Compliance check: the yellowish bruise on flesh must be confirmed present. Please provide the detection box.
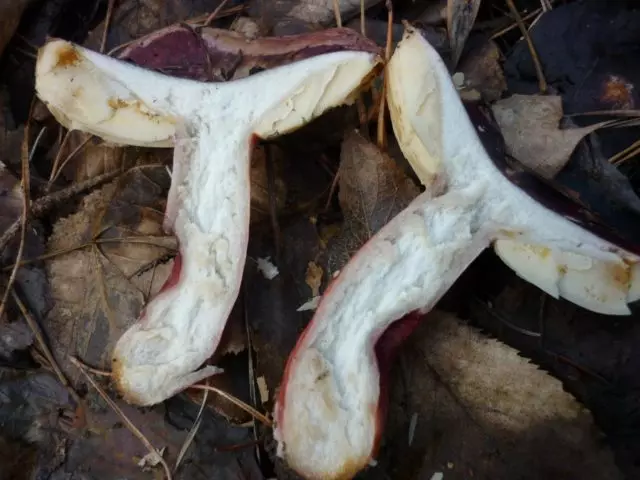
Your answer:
[495,238,638,315]
[36,41,177,147]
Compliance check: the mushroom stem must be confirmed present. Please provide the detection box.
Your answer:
[36,35,382,406]
[274,185,492,480]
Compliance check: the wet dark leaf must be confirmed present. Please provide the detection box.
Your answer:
[376,311,622,480]
[0,0,32,57]
[249,0,383,35]
[43,163,177,390]
[446,0,481,67]
[327,130,420,275]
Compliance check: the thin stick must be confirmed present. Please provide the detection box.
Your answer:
[101,0,117,53]
[48,130,72,184]
[0,168,123,255]
[0,106,34,321]
[505,0,547,93]
[609,139,640,165]
[175,381,209,471]
[376,1,394,150]
[49,134,93,185]
[242,287,263,465]
[360,0,366,36]
[490,7,542,39]
[205,0,231,26]
[12,291,80,403]
[69,356,173,480]
[333,0,343,27]
[188,384,272,427]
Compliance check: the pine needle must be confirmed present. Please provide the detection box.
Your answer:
[69,356,173,480]
[188,383,272,427]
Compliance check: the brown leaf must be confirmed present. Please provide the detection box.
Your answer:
[457,37,506,103]
[380,310,622,480]
[249,0,384,34]
[0,0,31,57]
[44,165,176,389]
[63,396,262,479]
[491,94,606,178]
[305,260,323,297]
[84,0,225,52]
[446,0,482,67]
[327,130,420,275]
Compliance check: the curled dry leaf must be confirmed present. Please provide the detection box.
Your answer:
[491,94,606,179]
[381,311,622,480]
[43,166,176,388]
[327,130,421,275]
[446,0,482,67]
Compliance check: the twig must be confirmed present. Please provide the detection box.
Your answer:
[174,381,209,472]
[323,170,341,212]
[333,0,342,27]
[49,134,93,185]
[205,0,231,26]
[505,0,547,93]
[376,0,394,150]
[490,7,542,39]
[48,130,72,185]
[69,356,173,480]
[609,138,640,165]
[101,0,117,53]
[0,169,123,256]
[243,287,262,465]
[0,104,34,321]
[188,383,272,427]
[12,290,81,404]
[360,0,366,36]
[265,145,281,264]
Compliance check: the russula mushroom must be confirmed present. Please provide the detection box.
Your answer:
[35,30,381,405]
[274,27,640,480]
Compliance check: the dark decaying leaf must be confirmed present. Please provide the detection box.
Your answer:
[249,0,383,35]
[43,164,176,390]
[0,161,48,363]
[62,396,262,479]
[327,130,420,275]
[0,0,32,57]
[457,34,506,103]
[0,371,261,479]
[446,0,482,67]
[84,0,244,52]
[374,310,622,480]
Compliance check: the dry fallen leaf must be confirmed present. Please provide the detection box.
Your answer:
[491,94,606,178]
[380,310,622,480]
[249,0,384,34]
[457,37,506,103]
[446,0,482,67]
[43,165,176,388]
[327,130,420,275]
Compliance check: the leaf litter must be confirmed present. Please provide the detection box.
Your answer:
[3,0,640,479]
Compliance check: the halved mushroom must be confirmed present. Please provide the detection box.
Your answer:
[274,27,640,480]
[35,29,382,405]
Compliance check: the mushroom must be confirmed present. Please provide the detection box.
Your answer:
[35,29,382,405]
[274,27,640,480]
